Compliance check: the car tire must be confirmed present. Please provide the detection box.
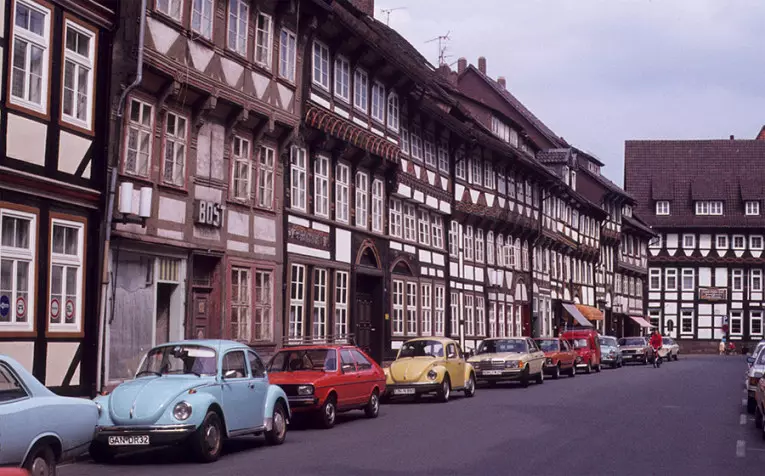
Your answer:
[191,410,224,463]
[437,375,451,402]
[618,358,623,368]
[24,443,56,476]
[748,397,757,415]
[585,363,592,374]
[364,390,380,418]
[756,405,763,430]
[88,441,115,464]
[674,353,679,361]
[536,369,544,385]
[642,356,648,365]
[552,365,560,380]
[568,365,576,377]
[594,363,601,373]
[265,402,288,445]
[521,367,530,388]
[464,373,476,398]
[319,395,337,429]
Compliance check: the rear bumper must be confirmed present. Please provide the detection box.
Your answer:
[94,424,196,447]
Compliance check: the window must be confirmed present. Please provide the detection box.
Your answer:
[290,147,307,211]
[335,271,349,337]
[312,41,330,90]
[717,235,728,249]
[279,28,297,81]
[289,264,306,339]
[496,235,504,266]
[431,216,444,250]
[354,69,368,113]
[334,56,350,102]
[710,201,723,215]
[48,219,83,332]
[312,269,327,338]
[191,0,214,39]
[681,310,693,334]
[0,362,29,401]
[387,93,399,131]
[455,151,466,180]
[421,283,432,336]
[665,268,677,291]
[257,146,275,209]
[470,159,482,186]
[410,127,423,161]
[465,226,474,261]
[124,98,154,177]
[227,0,248,55]
[389,199,402,238]
[682,234,695,249]
[355,172,369,228]
[751,311,763,336]
[10,0,51,112]
[230,267,251,341]
[475,296,485,337]
[423,134,436,168]
[159,112,188,187]
[746,201,761,216]
[475,229,485,263]
[695,201,724,216]
[156,0,183,20]
[450,291,459,337]
[0,209,36,332]
[62,21,95,128]
[372,179,384,233]
[248,351,266,378]
[406,282,417,335]
[731,311,743,335]
[648,309,661,330]
[751,236,764,250]
[464,294,475,336]
[649,235,662,249]
[222,351,247,378]
[695,201,708,215]
[434,285,445,336]
[335,164,349,223]
[400,126,410,156]
[656,201,670,215]
[732,269,744,291]
[508,174,516,199]
[733,235,745,250]
[484,162,495,190]
[313,155,329,217]
[449,221,459,257]
[392,280,404,336]
[486,232,495,266]
[437,141,449,172]
[681,268,694,291]
[371,82,385,123]
[752,270,763,292]
[231,136,251,200]
[404,205,416,242]
[252,271,272,341]
[417,210,430,246]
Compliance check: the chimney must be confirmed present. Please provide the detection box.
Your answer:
[730,135,735,140]
[457,57,467,74]
[757,126,765,140]
[497,76,506,89]
[478,56,487,74]
[350,0,374,17]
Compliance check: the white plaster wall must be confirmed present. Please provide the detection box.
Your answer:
[715,268,728,287]
[57,130,91,175]
[253,244,276,255]
[698,268,712,287]
[45,342,80,386]
[698,329,712,339]
[227,240,248,252]
[6,114,46,166]
[666,234,678,248]
[1,342,34,372]
[158,196,186,223]
[698,316,712,327]
[196,122,226,181]
[698,304,712,316]
[418,249,432,264]
[336,229,351,263]
[157,228,183,241]
[700,234,711,250]
[194,185,222,202]
[227,210,250,237]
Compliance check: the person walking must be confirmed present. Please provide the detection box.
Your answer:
[719,339,726,356]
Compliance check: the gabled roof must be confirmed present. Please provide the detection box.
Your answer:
[625,139,765,228]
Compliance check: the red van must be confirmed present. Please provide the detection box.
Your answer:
[560,328,601,374]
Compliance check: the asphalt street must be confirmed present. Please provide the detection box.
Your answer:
[61,355,763,476]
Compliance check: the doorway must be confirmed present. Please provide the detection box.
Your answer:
[355,273,383,363]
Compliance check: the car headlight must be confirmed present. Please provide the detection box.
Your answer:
[505,360,522,369]
[297,385,314,396]
[636,349,644,354]
[173,401,192,421]
[545,358,553,365]
[95,402,102,417]
[427,369,438,380]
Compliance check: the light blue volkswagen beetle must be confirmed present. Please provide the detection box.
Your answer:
[90,340,290,463]
[0,355,98,475]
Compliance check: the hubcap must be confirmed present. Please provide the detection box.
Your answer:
[371,394,379,413]
[469,378,474,393]
[326,402,336,424]
[444,380,450,399]
[273,410,286,438]
[205,421,220,454]
[30,457,49,476]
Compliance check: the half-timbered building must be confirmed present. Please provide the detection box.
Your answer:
[0,0,115,395]
[625,137,765,351]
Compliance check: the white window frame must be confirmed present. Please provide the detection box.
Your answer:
[746,201,761,216]
[279,28,297,82]
[450,291,459,337]
[61,20,95,129]
[355,171,369,229]
[431,216,444,250]
[475,296,486,337]
[682,234,695,249]
[312,40,330,90]
[227,0,248,56]
[455,152,466,180]
[230,136,251,201]
[464,294,475,336]
[161,111,188,187]
[664,268,677,291]
[752,270,763,293]
[733,235,746,250]
[449,221,459,257]
[9,0,52,114]
[437,141,449,173]
[392,280,404,336]
[335,271,349,337]
[123,98,154,178]
[410,126,423,161]
[484,162,495,190]
[192,0,214,40]
[313,155,330,217]
[253,270,273,341]
[732,269,744,292]
[353,69,369,113]
[731,311,743,336]
[48,218,82,333]
[470,159,482,186]
[710,201,723,215]
[496,235,504,267]
[656,201,670,215]
[649,235,662,249]
[751,311,763,336]
[464,226,474,261]
[252,13,273,69]
[475,229,484,263]
[372,179,384,233]
[681,268,694,291]
[334,56,350,103]
[230,266,251,341]
[434,285,445,337]
[389,199,402,238]
[423,133,436,168]
[288,264,306,340]
[403,204,416,242]
[387,93,399,131]
[335,163,349,223]
[418,209,430,246]
[290,146,307,211]
[680,310,694,335]
[312,268,328,339]
[257,146,275,209]
[156,0,183,20]
[406,282,417,336]
[751,235,764,251]
[717,235,728,250]
[421,283,432,336]
[371,81,385,123]
[486,231,495,266]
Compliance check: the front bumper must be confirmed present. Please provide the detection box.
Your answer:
[474,368,525,381]
[385,382,442,397]
[94,424,196,447]
[621,353,646,361]
[287,395,321,411]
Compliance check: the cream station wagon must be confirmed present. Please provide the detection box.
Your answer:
[468,338,546,388]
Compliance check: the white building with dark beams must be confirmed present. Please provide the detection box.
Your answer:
[625,137,765,351]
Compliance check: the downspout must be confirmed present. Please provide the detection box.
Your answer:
[96,0,147,393]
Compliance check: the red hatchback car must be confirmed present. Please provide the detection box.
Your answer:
[267,345,386,429]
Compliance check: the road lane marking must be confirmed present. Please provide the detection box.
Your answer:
[741,414,748,425]
[737,440,746,458]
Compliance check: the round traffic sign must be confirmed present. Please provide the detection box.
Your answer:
[50,299,60,319]
[15,297,26,319]
[65,299,75,321]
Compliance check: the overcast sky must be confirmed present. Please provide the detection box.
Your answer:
[374,0,765,185]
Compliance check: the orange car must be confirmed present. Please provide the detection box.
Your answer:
[534,337,577,379]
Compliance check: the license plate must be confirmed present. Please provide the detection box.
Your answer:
[393,388,415,395]
[108,435,150,446]
[483,370,503,376]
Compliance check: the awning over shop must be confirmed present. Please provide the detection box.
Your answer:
[629,316,654,328]
[563,303,593,327]
[575,304,604,321]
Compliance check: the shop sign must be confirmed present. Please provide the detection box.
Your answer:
[699,287,727,302]
[0,295,9,318]
[195,200,222,228]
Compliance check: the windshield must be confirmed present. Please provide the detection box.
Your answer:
[599,337,615,347]
[536,339,559,352]
[399,340,445,358]
[662,338,673,345]
[572,338,589,349]
[619,338,645,346]
[137,345,217,377]
[268,349,336,372]
[477,339,527,354]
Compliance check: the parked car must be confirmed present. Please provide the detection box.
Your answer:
[561,329,602,373]
[267,344,385,429]
[383,337,476,402]
[90,340,290,463]
[534,337,577,379]
[661,337,680,361]
[618,337,653,365]
[747,346,765,414]
[469,337,546,387]
[0,355,98,474]
[752,351,765,432]
[598,336,623,369]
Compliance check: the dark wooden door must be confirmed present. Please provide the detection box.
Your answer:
[522,305,532,337]
[355,292,374,356]
[192,291,211,339]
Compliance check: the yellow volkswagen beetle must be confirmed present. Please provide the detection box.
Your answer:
[383,337,476,402]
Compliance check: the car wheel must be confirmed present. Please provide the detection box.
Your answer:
[585,363,592,374]
[464,373,476,398]
[552,364,560,380]
[569,365,576,377]
[521,368,530,388]
[437,375,451,402]
[364,390,380,418]
[88,441,115,464]
[594,363,601,373]
[618,358,623,368]
[536,369,544,385]
[748,397,757,415]
[24,443,56,476]
[756,405,764,430]
[674,353,679,361]
[319,395,337,429]
[642,356,648,365]
[191,410,224,463]
[265,402,288,445]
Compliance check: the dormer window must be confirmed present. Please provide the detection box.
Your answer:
[588,161,600,174]
[570,170,576,191]
[746,201,761,216]
[695,201,723,216]
[656,201,670,216]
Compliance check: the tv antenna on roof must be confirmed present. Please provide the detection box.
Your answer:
[426,31,451,66]
[380,7,406,26]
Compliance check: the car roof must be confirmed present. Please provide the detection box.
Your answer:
[158,339,251,353]
[405,337,456,344]
[275,344,355,351]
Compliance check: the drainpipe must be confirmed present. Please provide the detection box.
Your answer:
[96,0,147,393]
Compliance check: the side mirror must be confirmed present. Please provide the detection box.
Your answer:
[747,356,756,365]
[341,364,354,373]
[224,369,238,379]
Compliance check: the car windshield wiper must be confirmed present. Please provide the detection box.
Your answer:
[136,370,161,377]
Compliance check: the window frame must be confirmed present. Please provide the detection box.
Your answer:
[288,264,306,340]
[311,40,330,91]
[230,135,251,201]
[334,56,351,103]
[254,12,273,69]
[313,154,330,218]
[47,215,86,335]
[312,268,328,339]
[733,235,746,250]
[279,28,297,82]
[751,311,763,336]
[751,235,764,251]
[161,110,189,188]
[0,204,39,335]
[431,215,444,250]
[353,68,369,114]
[122,97,155,178]
[403,204,416,242]
[751,269,763,293]
[682,234,695,249]
[716,235,728,250]
[226,0,249,56]
[746,201,761,216]
[355,171,369,229]
[680,310,693,334]
[60,17,97,132]
[731,311,743,336]
[335,271,349,338]
[664,268,678,291]
[155,0,184,22]
[8,0,53,116]
[681,268,694,291]
[230,265,252,342]
[253,269,273,341]
[389,199,402,238]
[655,201,670,216]
[387,92,399,131]
[417,209,430,246]
[732,269,744,292]
[371,81,385,124]
[256,145,275,210]
[372,179,384,233]
[335,163,350,223]
[290,146,307,211]
[191,0,214,40]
